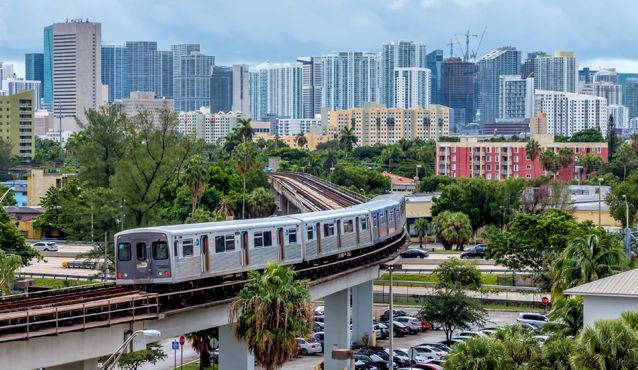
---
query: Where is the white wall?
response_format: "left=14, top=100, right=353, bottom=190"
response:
left=583, top=295, right=638, bottom=326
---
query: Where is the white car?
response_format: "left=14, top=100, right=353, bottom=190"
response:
left=32, top=242, right=58, bottom=252
left=297, top=338, right=322, bottom=355
left=517, top=313, right=548, bottom=328
left=458, top=330, right=488, bottom=338
left=373, top=323, right=381, bottom=339
left=315, top=306, right=324, bottom=316
left=394, top=316, right=422, bottom=334
left=408, top=346, right=447, bottom=362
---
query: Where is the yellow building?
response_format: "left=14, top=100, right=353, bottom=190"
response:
left=253, top=132, right=332, bottom=149
left=27, top=169, right=67, bottom=206
left=0, top=90, right=35, bottom=159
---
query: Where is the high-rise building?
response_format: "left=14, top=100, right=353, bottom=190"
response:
left=149, top=50, right=173, bottom=99
left=394, top=67, right=430, bottom=109
left=275, top=117, right=322, bottom=136
left=101, top=44, right=127, bottom=102
left=478, top=47, right=521, bottom=127
left=50, top=20, right=102, bottom=131
left=177, top=107, right=247, bottom=144
left=250, top=62, right=303, bottom=120
left=593, top=68, right=619, bottom=84
left=25, top=54, right=44, bottom=99
left=125, top=41, right=157, bottom=97
left=173, top=46, right=214, bottom=112
left=321, top=51, right=379, bottom=111
left=579, top=67, right=596, bottom=83
left=43, top=25, right=53, bottom=107
left=230, top=65, right=250, bottom=115
left=534, top=90, right=608, bottom=137
left=520, top=51, right=548, bottom=79
left=625, top=78, right=638, bottom=120
left=608, top=105, right=629, bottom=129
left=297, top=57, right=322, bottom=119
left=209, top=65, right=249, bottom=115
left=1, top=64, right=16, bottom=80
left=534, top=52, right=578, bottom=93
left=381, top=40, right=427, bottom=108
left=499, top=75, right=534, bottom=119
left=122, top=91, right=174, bottom=123
left=580, top=81, right=622, bottom=106
left=0, top=90, right=35, bottom=159
left=443, top=57, right=478, bottom=127
left=426, top=50, right=444, bottom=105
left=1, top=79, right=43, bottom=110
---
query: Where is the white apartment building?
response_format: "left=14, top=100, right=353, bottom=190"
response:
left=249, top=62, right=303, bottom=120
left=394, top=67, right=431, bottom=109
left=499, top=75, right=534, bottom=119
left=321, top=51, right=379, bottom=111
left=276, top=117, right=322, bottom=136
left=580, top=81, right=622, bottom=106
left=123, top=91, right=175, bottom=123
left=177, top=107, right=247, bottom=144
left=534, top=52, right=579, bottom=93
left=0, top=79, right=43, bottom=110
left=534, top=90, right=607, bottom=137
left=608, top=105, right=629, bottom=129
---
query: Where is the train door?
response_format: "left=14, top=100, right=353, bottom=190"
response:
left=355, top=217, right=361, bottom=245
left=336, top=220, right=342, bottom=249
left=241, top=231, right=250, bottom=266
left=316, top=222, right=322, bottom=253
left=278, top=228, right=285, bottom=260
left=201, top=235, right=210, bottom=273
left=134, top=240, right=151, bottom=280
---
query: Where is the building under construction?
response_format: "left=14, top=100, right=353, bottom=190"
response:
left=443, top=57, right=478, bottom=129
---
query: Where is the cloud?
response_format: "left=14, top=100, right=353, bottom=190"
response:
left=388, top=0, right=411, bottom=9
left=580, top=58, right=638, bottom=74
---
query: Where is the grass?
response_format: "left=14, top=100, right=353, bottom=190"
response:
left=33, top=278, right=97, bottom=288
left=376, top=273, right=500, bottom=286
left=172, top=361, right=218, bottom=370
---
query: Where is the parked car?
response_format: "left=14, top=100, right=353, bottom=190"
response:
left=534, top=335, right=550, bottom=344
left=360, top=347, right=409, bottom=368
left=408, top=346, right=447, bottom=362
left=400, top=249, right=429, bottom=259
left=418, top=343, right=450, bottom=353
left=355, top=360, right=379, bottom=370
left=354, top=354, right=390, bottom=370
left=297, top=338, right=322, bottom=355
left=516, top=322, right=541, bottom=333
left=380, top=321, right=410, bottom=337
left=315, top=306, right=325, bottom=316
left=312, top=332, right=325, bottom=351
left=398, top=363, right=443, bottom=370
left=451, top=336, right=473, bottom=342
left=457, top=330, right=488, bottom=338
left=313, top=322, right=324, bottom=332
left=517, top=313, right=548, bottom=328
left=380, top=309, right=410, bottom=321
left=422, top=359, right=445, bottom=366
left=297, top=344, right=302, bottom=356
left=394, top=316, right=422, bottom=334
left=373, top=323, right=382, bottom=339
left=32, top=242, right=58, bottom=252
left=416, top=317, right=432, bottom=331
left=378, top=323, right=390, bottom=339
left=459, top=244, right=487, bottom=259
left=438, top=339, right=464, bottom=348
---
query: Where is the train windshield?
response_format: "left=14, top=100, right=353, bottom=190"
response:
left=152, top=242, right=169, bottom=260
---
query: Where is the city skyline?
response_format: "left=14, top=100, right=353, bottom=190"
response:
left=2, top=0, right=638, bottom=77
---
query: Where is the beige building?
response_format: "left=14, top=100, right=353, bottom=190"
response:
left=529, top=113, right=548, bottom=135
left=27, top=169, right=73, bottom=206
left=34, top=110, right=54, bottom=136
left=253, top=132, right=331, bottom=149
left=251, top=121, right=271, bottom=135
left=327, top=102, right=451, bottom=146
left=123, top=92, right=175, bottom=123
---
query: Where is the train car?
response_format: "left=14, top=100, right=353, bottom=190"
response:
left=351, top=194, right=406, bottom=245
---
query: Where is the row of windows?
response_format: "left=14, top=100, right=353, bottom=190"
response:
left=118, top=242, right=168, bottom=261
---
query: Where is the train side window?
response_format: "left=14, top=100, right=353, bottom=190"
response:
left=215, top=236, right=225, bottom=253
left=118, top=243, right=131, bottom=261
left=152, top=242, right=169, bottom=260
left=372, top=215, right=377, bottom=227
left=225, top=235, right=236, bottom=251
left=136, top=243, right=146, bottom=261
left=183, top=239, right=194, bottom=257
left=344, top=220, right=353, bottom=233
left=254, top=232, right=264, bottom=248
left=362, top=217, right=368, bottom=230
left=307, top=226, right=314, bottom=240
left=289, top=229, right=297, bottom=243
left=174, top=242, right=179, bottom=258
left=264, top=231, right=273, bottom=247
left=324, top=223, right=335, bottom=237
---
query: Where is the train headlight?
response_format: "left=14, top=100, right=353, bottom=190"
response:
left=124, top=273, right=128, bottom=277
left=158, top=272, right=163, bottom=276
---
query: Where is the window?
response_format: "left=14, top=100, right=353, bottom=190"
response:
left=152, top=242, right=169, bottom=260
left=451, top=155, right=456, bottom=161
left=372, top=215, right=377, bottom=227
left=181, top=239, right=193, bottom=256
left=514, top=156, right=519, bottom=163
left=307, top=226, right=314, bottom=240
left=136, top=243, right=146, bottom=261
left=468, top=155, right=472, bottom=161
left=487, top=173, right=492, bottom=180
left=215, top=236, right=225, bottom=253
left=487, top=147, right=492, bottom=153
left=264, top=231, right=272, bottom=247
left=514, top=165, right=519, bottom=171
left=344, top=220, right=354, bottom=233
left=118, top=243, right=131, bottom=261
left=324, top=223, right=335, bottom=237
left=514, top=147, right=519, bottom=153
left=495, top=156, right=499, bottom=162
left=254, top=232, right=264, bottom=248
left=597, top=147, right=601, bottom=153
left=452, top=164, right=456, bottom=170
left=526, top=156, right=530, bottom=160
left=362, top=217, right=368, bottom=230
left=289, top=229, right=297, bottom=243
left=526, top=174, right=532, bottom=179
left=451, top=147, right=456, bottom=153
left=216, top=235, right=236, bottom=252
left=486, top=165, right=491, bottom=171
left=174, top=242, right=179, bottom=257
left=526, top=165, right=532, bottom=169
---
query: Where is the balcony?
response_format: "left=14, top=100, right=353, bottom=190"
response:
left=501, top=170, right=508, bottom=175
left=19, top=139, right=32, bottom=143
left=19, top=103, right=31, bottom=108
left=19, top=118, right=32, bottom=122
left=473, top=170, right=480, bottom=174
left=19, top=110, right=32, bottom=114
left=501, top=161, right=508, bottom=166
left=19, top=153, right=33, bottom=157
left=438, top=160, right=446, bottom=165
left=438, top=169, right=445, bottom=174
left=473, top=161, right=481, bottom=165
left=19, top=125, right=32, bottom=129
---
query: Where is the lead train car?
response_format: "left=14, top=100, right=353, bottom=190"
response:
left=114, top=194, right=406, bottom=286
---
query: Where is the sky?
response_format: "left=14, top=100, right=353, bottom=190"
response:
left=2, top=0, right=638, bottom=77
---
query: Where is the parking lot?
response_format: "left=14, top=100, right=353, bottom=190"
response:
left=279, top=304, right=522, bottom=370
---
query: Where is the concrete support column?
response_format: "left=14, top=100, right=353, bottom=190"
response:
left=46, top=358, right=98, bottom=370
left=352, top=281, right=374, bottom=346
left=324, top=288, right=350, bottom=370
left=219, top=324, right=254, bottom=370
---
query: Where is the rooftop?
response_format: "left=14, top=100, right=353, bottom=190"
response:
left=382, top=172, right=416, bottom=185
left=565, top=269, right=638, bottom=297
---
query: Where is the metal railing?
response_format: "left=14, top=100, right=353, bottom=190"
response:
left=375, top=280, right=540, bottom=292
left=17, top=272, right=116, bottom=281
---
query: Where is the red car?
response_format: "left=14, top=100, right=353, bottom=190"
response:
left=417, top=317, right=432, bottom=331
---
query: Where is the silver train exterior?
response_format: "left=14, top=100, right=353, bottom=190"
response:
left=114, top=194, right=406, bottom=285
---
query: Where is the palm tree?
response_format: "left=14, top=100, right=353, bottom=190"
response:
left=413, top=218, right=430, bottom=248
left=379, top=147, right=402, bottom=172
left=492, top=325, right=540, bottom=366
left=236, top=118, right=255, bottom=143
left=304, top=156, right=322, bottom=177
left=215, top=196, right=235, bottom=221
left=295, top=132, right=308, bottom=149
left=543, top=296, right=583, bottom=337
left=247, top=188, right=276, bottom=218
left=256, top=137, right=267, bottom=150
left=551, top=233, right=628, bottom=299
left=185, top=329, right=216, bottom=369
left=278, top=160, right=292, bottom=172
left=339, top=126, right=357, bottom=153
left=229, top=262, right=314, bottom=370
left=616, top=143, right=633, bottom=180
left=397, top=138, right=413, bottom=160
left=443, top=336, right=515, bottom=370
left=49, top=145, right=63, bottom=167
left=571, top=317, right=638, bottom=370
left=417, top=145, right=434, bottom=177
left=0, top=250, right=22, bottom=297
left=432, top=211, right=473, bottom=251
left=557, top=147, right=574, bottom=182
left=539, top=150, right=558, bottom=179
left=528, top=337, right=574, bottom=370
left=525, top=139, right=542, bottom=179
left=322, top=150, right=340, bottom=171
left=232, top=142, right=258, bottom=220
left=182, top=154, right=210, bottom=219
left=221, top=130, right=240, bottom=156
left=631, top=133, right=638, bottom=156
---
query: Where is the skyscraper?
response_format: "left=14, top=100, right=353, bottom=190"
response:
left=478, top=47, right=521, bottom=127
left=535, top=90, right=607, bottom=137
left=50, top=19, right=102, bottom=131
left=426, top=50, right=444, bottom=105
left=149, top=50, right=173, bottom=99
left=173, top=50, right=214, bottom=112
left=230, top=65, right=250, bottom=115
left=499, top=75, right=534, bottom=119
left=250, top=62, right=303, bottom=120
left=534, top=52, right=578, bottom=93
left=101, top=44, right=127, bottom=102
left=171, top=44, right=200, bottom=103
left=25, top=53, right=44, bottom=99
left=321, top=51, right=379, bottom=111
left=43, top=25, right=53, bottom=106
left=210, top=66, right=233, bottom=113
left=580, top=82, right=622, bottom=106
left=521, top=51, right=548, bottom=79
left=125, top=41, right=157, bottom=96
left=297, top=56, right=322, bottom=119
left=625, top=78, right=638, bottom=120
left=594, top=68, right=619, bottom=84
left=443, top=57, right=478, bottom=126
left=381, top=40, right=427, bottom=108
left=394, top=68, right=430, bottom=109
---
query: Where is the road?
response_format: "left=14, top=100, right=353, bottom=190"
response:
left=20, top=256, right=95, bottom=277
left=137, top=337, right=199, bottom=370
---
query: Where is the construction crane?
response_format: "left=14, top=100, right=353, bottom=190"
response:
left=471, top=26, right=487, bottom=62
left=447, top=39, right=460, bottom=59
left=455, top=30, right=477, bottom=62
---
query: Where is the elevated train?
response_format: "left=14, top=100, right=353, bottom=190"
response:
left=114, top=194, right=406, bottom=289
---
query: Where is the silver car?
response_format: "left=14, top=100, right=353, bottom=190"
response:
left=394, top=316, right=422, bottom=334
left=517, top=313, right=548, bottom=328
left=32, top=242, right=58, bottom=252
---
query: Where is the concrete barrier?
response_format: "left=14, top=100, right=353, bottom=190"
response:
left=399, top=258, right=495, bottom=266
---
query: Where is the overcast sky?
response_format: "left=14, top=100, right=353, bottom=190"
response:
left=2, top=0, right=638, bottom=77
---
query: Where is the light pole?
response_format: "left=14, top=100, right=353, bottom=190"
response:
left=575, top=166, right=583, bottom=186
left=360, top=188, right=366, bottom=199
left=623, top=195, right=629, bottom=229
left=415, top=164, right=422, bottom=182
left=99, top=329, right=161, bottom=370
left=598, top=178, right=604, bottom=226
left=329, top=167, right=335, bottom=183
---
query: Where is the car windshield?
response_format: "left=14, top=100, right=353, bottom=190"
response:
left=375, top=351, right=389, bottom=359
left=435, top=343, right=450, bottom=351
left=369, top=355, right=383, bottom=362
left=415, top=347, right=431, bottom=353
left=355, top=360, right=365, bottom=365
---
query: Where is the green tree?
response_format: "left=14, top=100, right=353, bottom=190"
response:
left=571, top=316, right=638, bottom=369
left=295, top=132, right=308, bottom=149
left=378, top=146, right=401, bottom=172
left=631, top=133, right=638, bottom=156
left=492, top=325, right=540, bottom=366
left=525, top=139, right=542, bottom=179
left=552, top=232, right=627, bottom=299
left=185, top=329, right=217, bottom=369
left=569, top=128, right=605, bottom=143
left=434, top=257, right=482, bottom=290
left=236, top=118, right=254, bottom=143
left=0, top=207, right=38, bottom=265
left=0, top=184, right=16, bottom=206
left=558, top=147, right=574, bottom=181
left=114, top=342, right=167, bottom=370
left=339, top=126, right=357, bottom=153
left=419, top=175, right=457, bottom=192
left=0, top=138, right=17, bottom=181
left=413, top=218, right=429, bottom=248
left=246, top=188, right=277, bottom=218
left=443, top=336, right=515, bottom=370
left=185, top=207, right=225, bottom=224
left=543, top=296, right=583, bottom=337
left=302, top=156, right=323, bottom=177
left=616, top=143, right=634, bottom=180
left=438, top=136, right=461, bottom=142
left=229, top=262, right=313, bottom=370
left=221, top=131, right=241, bottom=156
left=539, top=150, right=558, bottom=179
left=331, top=165, right=391, bottom=196
left=0, top=249, right=22, bottom=296
left=608, top=114, right=617, bottom=162
left=232, top=142, right=258, bottom=219
left=182, top=155, right=210, bottom=219
left=315, top=140, right=340, bottom=151
left=256, top=137, right=267, bottom=150
left=432, top=211, right=473, bottom=251
left=528, top=337, right=575, bottom=370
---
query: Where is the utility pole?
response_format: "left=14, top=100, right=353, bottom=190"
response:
left=58, top=101, right=62, bottom=148
left=389, top=265, right=394, bottom=369
left=104, top=232, right=108, bottom=283
left=121, top=199, right=125, bottom=231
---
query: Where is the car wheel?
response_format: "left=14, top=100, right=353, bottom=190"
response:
left=301, top=349, right=307, bottom=355
left=43, top=248, right=49, bottom=251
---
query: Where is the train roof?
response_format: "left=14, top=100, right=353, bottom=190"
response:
left=283, top=207, right=367, bottom=222
left=369, top=194, right=405, bottom=202
left=115, top=217, right=300, bottom=236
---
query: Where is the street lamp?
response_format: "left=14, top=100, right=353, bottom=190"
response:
left=415, top=164, right=422, bottom=182
left=329, top=167, right=335, bottom=183
left=598, top=178, right=604, bottom=226
left=575, top=166, right=583, bottom=186
left=99, top=329, right=161, bottom=370
left=623, top=195, right=629, bottom=229
left=360, top=188, right=366, bottom=199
